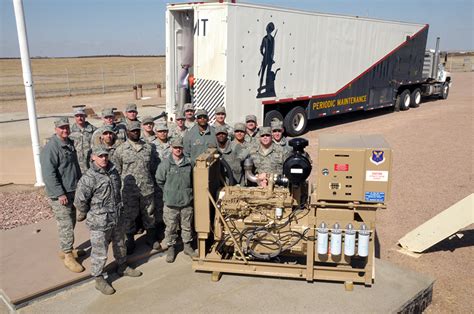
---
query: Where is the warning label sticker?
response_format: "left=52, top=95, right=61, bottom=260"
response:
left=366, top=170, right=388, bottom=182
left=365, top=192, right=385, bottom=202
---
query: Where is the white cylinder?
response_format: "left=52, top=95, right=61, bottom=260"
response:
left=358, top=223, right=370, bottom=257
left=344, top=223, right=356, bottom=256
left=13, top=0, right=44, bottom=186
left=317, top=222, right=328, bottom=255
left=275, top=207, right=283, bottom=219
left=330, top=223, right=342, bottom=256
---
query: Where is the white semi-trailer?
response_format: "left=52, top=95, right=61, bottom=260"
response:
left=166, top=1, right=451, bottom=135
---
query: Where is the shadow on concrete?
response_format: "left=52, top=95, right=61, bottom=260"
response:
left=424, top=229, right=474, bottom=254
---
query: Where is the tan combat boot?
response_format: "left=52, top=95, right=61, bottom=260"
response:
left=58, top=249, right=86, bottom=259
left=63, top=252, right=85, bottom=273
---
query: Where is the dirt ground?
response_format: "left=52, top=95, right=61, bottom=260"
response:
left=0, top=72, right=472, bottom=312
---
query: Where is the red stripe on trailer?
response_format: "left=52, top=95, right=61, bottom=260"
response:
left=296, top=96, right=310, bottom=101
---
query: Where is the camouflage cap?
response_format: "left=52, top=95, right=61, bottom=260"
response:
left=233, top=122, right=246, bottom=132
left=195, top=109, right=208, bottom=118
left=245, top=114, right=257, bottom=123
left=183, top=103, right=194, bottom=111
left=127, top=120, right=141, bottom=131
left=73, top=107, right=86, bottom=116
left=259, top=126, right=272, bottom=136
left=54, top=117, right=69, bottom=128
left=215, top=106, right=226, bottom=114
left=175, top=111, right=185, bottom=120
left=92, top=145, right=109, bottom=156
left=270, top=120, right=283, bottom=131
left=102, top=108, right=114, bottom=118
left=170, top=137, right=184, bottom=148
left=101, top=125, right=114, bottom=134
left=215, top=125, right=228, bottom=135
left=141, top=116, right=154, bottom=124
left=154, top=122, right=169, bottom=132
left=125, top=103, right=138, bottom=112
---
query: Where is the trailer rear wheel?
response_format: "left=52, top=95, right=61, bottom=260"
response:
left=398, top=89, right=411, bottom=111
left=440, top=83, right=449, bottom=99
left=284, top=106, right=307, bottom=136
left=264, top=110, right=284, bottom=127
left=410, top=88, right=421, bottom=108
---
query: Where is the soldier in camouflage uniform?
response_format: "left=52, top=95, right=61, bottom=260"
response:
left=150, top=122, right=171, bottom=227
left=151, top=123, right=171, bottom=160
left=69, top=107, right=97, bottom=173
left=244, top=114, right=260, bottom=146
left=141, top=116, right=156, bottom=143
left=112, top=121, right=160, bottom=254
left=183, top=103, right=196, bottom=129
left=74, top=145, right=142, bottom=295
left=215, top=126, right=244, bottom=184
left=40, top=117, right=84, bottom=273
left=168, top=111, right=187, bottom=141
left=122, top=103, right=140, bottom=127
left=155, top=137, right=197, bottom=263
left=183, top=109, right=217, bottom=163
left=242, top=127, right=288, bottom=187
left=212, top=106, right=234, bottom=140
left=92, top=108, right=127, bottom=146
left=271, top=120, right=291, bottom=152
left=98, top=126, right=121, bottom=160
left=233, top=122, right=249, bottom=150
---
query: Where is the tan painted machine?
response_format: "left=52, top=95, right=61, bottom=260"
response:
left=192, top=134, right=392, bottom=287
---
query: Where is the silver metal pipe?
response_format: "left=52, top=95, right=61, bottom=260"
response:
left=432, top=37, right=440, bottom=78
left=243, top=158, right=257, bottom=183
left=13, top=0, right=44, bottom=186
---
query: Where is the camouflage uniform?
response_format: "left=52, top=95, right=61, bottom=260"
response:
left=155, top=154, right=194, bottom=247
left=218, top=138, right=245, bottom=184
left=185, top=119, right=195, bottom=129
left=244, top=129, right=259, bottom=147
left=69, top=121, right=97, bottom=173
left=183, top=124, right=217, bottom=163
left=212, top=122, right=234, bottom=140
left=74, top=161, right=126, bottom=277
left=168, top=123, right=188, bottom=141
left=273, top=137, right=291, bottom=152
left=152, top=140, right=171, bottom=160
left=245, top=142, right=288, bottom=175
left=40, top=134, right=81, bottom=253
left=92, top=123, right=127, bottom=147
left=142, top=132, right=156, bottom=144
left=112, top=140, right=159, bottom=234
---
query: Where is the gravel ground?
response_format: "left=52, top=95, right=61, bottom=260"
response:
left=0, top=72, right=472, bottom=312
left=0, top=185, right=51, bottom=230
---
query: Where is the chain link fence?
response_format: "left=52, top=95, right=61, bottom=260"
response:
left=0, top=57, right=165, bottom=101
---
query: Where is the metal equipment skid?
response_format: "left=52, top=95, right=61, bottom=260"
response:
left=192, top=135, right=391, bottom=287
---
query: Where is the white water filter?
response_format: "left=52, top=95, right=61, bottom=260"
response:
left=344, top=223, right=356, bottom=256
left=330, top=223, right=342, bottom=255
left=317, top=222, right=328, bottom=255
left=358, top=223, right=370, bottom=257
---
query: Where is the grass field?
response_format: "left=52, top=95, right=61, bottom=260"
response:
left=0, top=56, right=165, bottom=101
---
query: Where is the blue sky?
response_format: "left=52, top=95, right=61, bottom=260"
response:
left=1, top=0, right=472, bottom=57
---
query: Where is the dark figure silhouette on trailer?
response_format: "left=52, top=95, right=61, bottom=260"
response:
left=257, top=22, right=280, bottom=98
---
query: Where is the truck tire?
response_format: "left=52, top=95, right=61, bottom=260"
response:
left=284, top=106, right=307, bottom=137
left=398, top=89, right=411, bottom=111
left=264, top=110, right=284, bottom=127
left=410, top=88, right=421, bottom=108
left=440, top=83, right=449, bottom=99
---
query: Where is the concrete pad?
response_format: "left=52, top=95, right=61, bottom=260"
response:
left=16, top=255, right=434, bottom=313
left=0, top=218, right=161, bottom=307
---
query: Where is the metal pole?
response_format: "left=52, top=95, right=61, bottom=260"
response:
left=13, top=0, right=44, bottom=186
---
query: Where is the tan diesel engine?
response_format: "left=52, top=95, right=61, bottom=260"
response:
left=192, top=135, right=392, bottom=287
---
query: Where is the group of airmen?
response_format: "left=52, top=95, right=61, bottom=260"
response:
left=40, top=102, right=291, bottom=295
